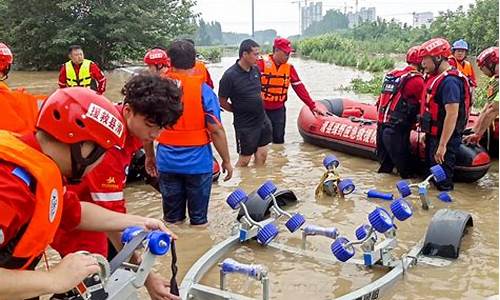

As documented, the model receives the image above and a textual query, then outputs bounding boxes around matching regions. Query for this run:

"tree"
[2,0,197,70]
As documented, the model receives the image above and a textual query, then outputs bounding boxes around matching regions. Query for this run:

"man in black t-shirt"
[218,39,272,167]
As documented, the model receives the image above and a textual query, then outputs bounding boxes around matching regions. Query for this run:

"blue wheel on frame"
[430,165,446,183]
[368,208,394,233]
[257,180,278,200]
[338,178,355,195]
[396,180,411,198]
[390,198,413,221]
[323,155,340,169]
[227,188,248,210]
[355,224,371,240]
[257,223,279,246]
[331,237,355,262]
[121,226,143,244]
[147,231,171,255]
[285,213,306,233]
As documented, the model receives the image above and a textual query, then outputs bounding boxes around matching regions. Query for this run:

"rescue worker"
[183,38,214,88]
[58,45,107,94]
[464,47,499,144]
[448,39,477,87]
[144,48,170,74]
[257,37,324,144]
[145,39,233,226]
[0,42,43,134]
[51,74,183,299]
[0,88,173,299]
[419,38,471,191]
[376,46,425,178]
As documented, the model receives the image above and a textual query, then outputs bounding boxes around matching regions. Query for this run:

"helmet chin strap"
[0,65,10,81]
[67,142,106,184]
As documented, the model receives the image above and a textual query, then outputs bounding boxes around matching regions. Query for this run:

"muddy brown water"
[7,56,498,299]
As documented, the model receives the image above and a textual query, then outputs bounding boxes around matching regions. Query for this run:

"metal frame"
[180,217,428,300]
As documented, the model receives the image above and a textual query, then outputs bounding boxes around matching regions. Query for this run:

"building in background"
[413,12,434,28]
[347,7,376,28]
[301,2,323,33]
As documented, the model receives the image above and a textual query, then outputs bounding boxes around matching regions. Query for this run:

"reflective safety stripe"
[90,192,124,202]
[291,81,302,86]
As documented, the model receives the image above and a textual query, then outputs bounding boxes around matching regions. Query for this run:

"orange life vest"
[420,68,471,137]
[0,130,63,269]
[260,56,291,103]
[194,60,208,84]
[448,56,476,86]
[156,70,210,146]
[0,82,45,135]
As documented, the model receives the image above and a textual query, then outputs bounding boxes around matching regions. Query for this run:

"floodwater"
[8,56,498,300]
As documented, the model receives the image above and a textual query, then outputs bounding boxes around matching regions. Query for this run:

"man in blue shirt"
[145,40,232,226]
[420,38,470,190]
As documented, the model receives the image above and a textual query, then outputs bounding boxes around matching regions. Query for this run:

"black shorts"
[235,118,272,156]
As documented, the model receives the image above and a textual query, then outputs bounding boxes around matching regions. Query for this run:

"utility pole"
[251,0,255,37]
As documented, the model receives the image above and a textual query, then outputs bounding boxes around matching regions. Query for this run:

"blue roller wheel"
[437,192,453,203]
[285,213,306,233]
[256,223,279,245]
[368,208,394,233]
[390,199,413,221]
[396,180,411,198]
[338,178,355,195]
[147,231,171,255]
[430,165,446,183]
[331,237,355,262]
[121,226,143,244]
[257,180,278,200]
[323,154,340,169]
[226,188,248,210]
[355,224,371,240]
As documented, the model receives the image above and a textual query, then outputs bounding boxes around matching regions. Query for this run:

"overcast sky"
[194,0,477,37]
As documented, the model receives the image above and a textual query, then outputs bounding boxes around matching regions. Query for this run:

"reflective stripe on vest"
[0,130,63,270]
[156,70,210,146]
[260,56,291,102]
[65,59,92,87]
[377,66,422,124]
[422,69,471,136]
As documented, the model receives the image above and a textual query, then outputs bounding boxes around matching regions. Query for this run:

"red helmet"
[144,49,170,67]
[477,47,499,68]
[37,87,126,149]
[0,43,13,74]
[406,46,423,64]
[419,38,451,58]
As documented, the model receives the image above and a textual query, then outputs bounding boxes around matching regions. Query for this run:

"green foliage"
[196,47,222,62]
[349,74,384,95]
[1,0,197,70]
[296,34,395,71]
[196,19,223,46]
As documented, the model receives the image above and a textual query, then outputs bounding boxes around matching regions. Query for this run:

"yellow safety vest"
[65,59,92,87]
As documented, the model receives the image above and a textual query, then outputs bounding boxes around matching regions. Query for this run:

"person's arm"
[77,202,176,238]
[58,65,67,88]
[0,253,100,299]
[205,68,214,89]
[218,96,233,112]
[218,73,233,112]
[90,62,107,94]
[289,66,325,115]
[435,103,459,164]
[143,141,158,177]
[475,102,499,136]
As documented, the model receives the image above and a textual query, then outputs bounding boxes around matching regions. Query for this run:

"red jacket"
[58,61,107,94]
[51,107,142,257]
[257,57,316,110]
